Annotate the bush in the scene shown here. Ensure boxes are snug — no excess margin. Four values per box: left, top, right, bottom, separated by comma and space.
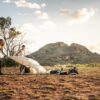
1, 57, 19, 67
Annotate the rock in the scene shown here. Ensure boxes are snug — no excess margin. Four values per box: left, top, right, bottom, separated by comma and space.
27, 42, 100, 65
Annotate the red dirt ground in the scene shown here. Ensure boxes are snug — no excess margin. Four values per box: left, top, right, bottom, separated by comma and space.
0, 67, 100, 100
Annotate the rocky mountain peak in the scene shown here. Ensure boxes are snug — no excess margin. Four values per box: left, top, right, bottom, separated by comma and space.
28, 42, 100, 65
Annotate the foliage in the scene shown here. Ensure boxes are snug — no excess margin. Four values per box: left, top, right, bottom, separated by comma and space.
28, 42, 100, 65
0, 16, 23, 57
1, 57, 19, 67
0, 16, 26, 67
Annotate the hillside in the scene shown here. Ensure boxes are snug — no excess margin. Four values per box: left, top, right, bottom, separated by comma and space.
28, 42, 100, 65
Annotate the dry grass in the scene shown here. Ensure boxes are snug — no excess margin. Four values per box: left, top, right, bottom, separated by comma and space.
0, 64, 100, 100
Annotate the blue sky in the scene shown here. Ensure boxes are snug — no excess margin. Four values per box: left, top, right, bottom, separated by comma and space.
0, 0, 100, 54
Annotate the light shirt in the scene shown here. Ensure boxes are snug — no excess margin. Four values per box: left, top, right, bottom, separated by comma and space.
0, 52, 4, 58
16, 49, 25, 56
0, 48, 4, 58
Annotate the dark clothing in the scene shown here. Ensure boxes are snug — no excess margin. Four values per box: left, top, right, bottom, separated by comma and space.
50, 70, 68, 75
20, 65, 30, 74
0, 59, 2, 74
68, 67, 78, 75
50, 70, 60, 74
60, 71, 68, 75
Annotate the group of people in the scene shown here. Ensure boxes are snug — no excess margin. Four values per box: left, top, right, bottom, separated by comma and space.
0, 39, 79, 75
50, 67, 79, 75
0, 39, 26, 75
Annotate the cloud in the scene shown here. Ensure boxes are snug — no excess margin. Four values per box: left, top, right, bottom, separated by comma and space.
60, 8, 69, 16
41, 3, 46, 8
15, 0, 46, 9
15, 0, 40, 9
3, 0, 11, 3
34, 10, 49, 19
17, 22, 39, 33
87, 44, 100, 54
17, 20, 56, 34
17, 12, 29, 16
60, 8, 97, 25
39, 20, 56, 29
2, 0, 47, 10
2, 0, 48, 20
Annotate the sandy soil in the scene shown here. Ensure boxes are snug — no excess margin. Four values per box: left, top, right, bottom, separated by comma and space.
0, 67, 100, 100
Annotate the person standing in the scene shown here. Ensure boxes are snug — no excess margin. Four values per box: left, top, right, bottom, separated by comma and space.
0, 39, 5, 75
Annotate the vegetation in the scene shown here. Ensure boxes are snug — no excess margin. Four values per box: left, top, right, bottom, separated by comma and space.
0, 16, 24, 57
28, 42, 100, 65
2, 63, 100, 75
0, 16, 26, 66
0, 64, 100, 100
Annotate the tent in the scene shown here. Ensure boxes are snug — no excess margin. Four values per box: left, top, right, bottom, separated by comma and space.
9, 56, 47, 74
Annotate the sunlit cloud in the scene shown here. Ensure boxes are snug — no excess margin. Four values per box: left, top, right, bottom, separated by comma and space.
2, 0, 11, 3
87, 44, 100, 54
15, 0, 40, 9
39, 20, 56, 29
14, 0, 46, 10
3, 0, 48, 19
17, 12, 29, 16
2, 0, 46, 10
60, 8, 97, 25
41, 3, 46, 8
34, 10, 49, 19
60, 8, 69, 16
17, 20, 56, 34
17, 22, 39, 33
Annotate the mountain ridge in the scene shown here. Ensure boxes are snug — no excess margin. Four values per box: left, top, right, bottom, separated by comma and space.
27, 42, 100, 65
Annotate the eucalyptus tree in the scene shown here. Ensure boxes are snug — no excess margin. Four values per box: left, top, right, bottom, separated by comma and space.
0, 16, 23, 56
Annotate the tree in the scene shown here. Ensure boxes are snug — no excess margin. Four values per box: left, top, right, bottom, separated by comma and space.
0, 16, 23, 57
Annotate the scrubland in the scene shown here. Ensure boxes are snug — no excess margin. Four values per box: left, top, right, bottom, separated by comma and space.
0, 64, 100, 100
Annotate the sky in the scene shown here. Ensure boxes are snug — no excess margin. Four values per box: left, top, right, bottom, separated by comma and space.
0, 0, 100, 54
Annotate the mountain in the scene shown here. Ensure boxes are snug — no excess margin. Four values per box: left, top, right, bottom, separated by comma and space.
27, 42, 100, 65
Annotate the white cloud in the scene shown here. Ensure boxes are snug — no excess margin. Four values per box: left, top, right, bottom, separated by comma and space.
60, 8, 97, 25
3, 0, 47, 10
87, 44, 100, 54
3, 0, 11, 3
2, 0, 48, 20
15, 0, 40, 9
17, 20, 56, 35
60, 8, 69, 16
41, 3, 46, 8
39, 20, 56, 29
17, 22, 39, 33
34, 10, 49, 19
17, 12, 29, 16
15, 0, 46, 9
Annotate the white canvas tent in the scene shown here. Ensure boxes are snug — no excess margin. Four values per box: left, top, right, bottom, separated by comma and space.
9, 56, 47, 74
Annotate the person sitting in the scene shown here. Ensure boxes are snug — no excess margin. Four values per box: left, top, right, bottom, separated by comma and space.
15, 45, 25, 56
15, 45, 29, 74
59, 67, 67, 75
50, 70, 60, 74
60, 71, 68, 75
20, 65, 30, 74
0, 39, 5, 75
68, 67, 78, 75
50, 68, 67, 75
